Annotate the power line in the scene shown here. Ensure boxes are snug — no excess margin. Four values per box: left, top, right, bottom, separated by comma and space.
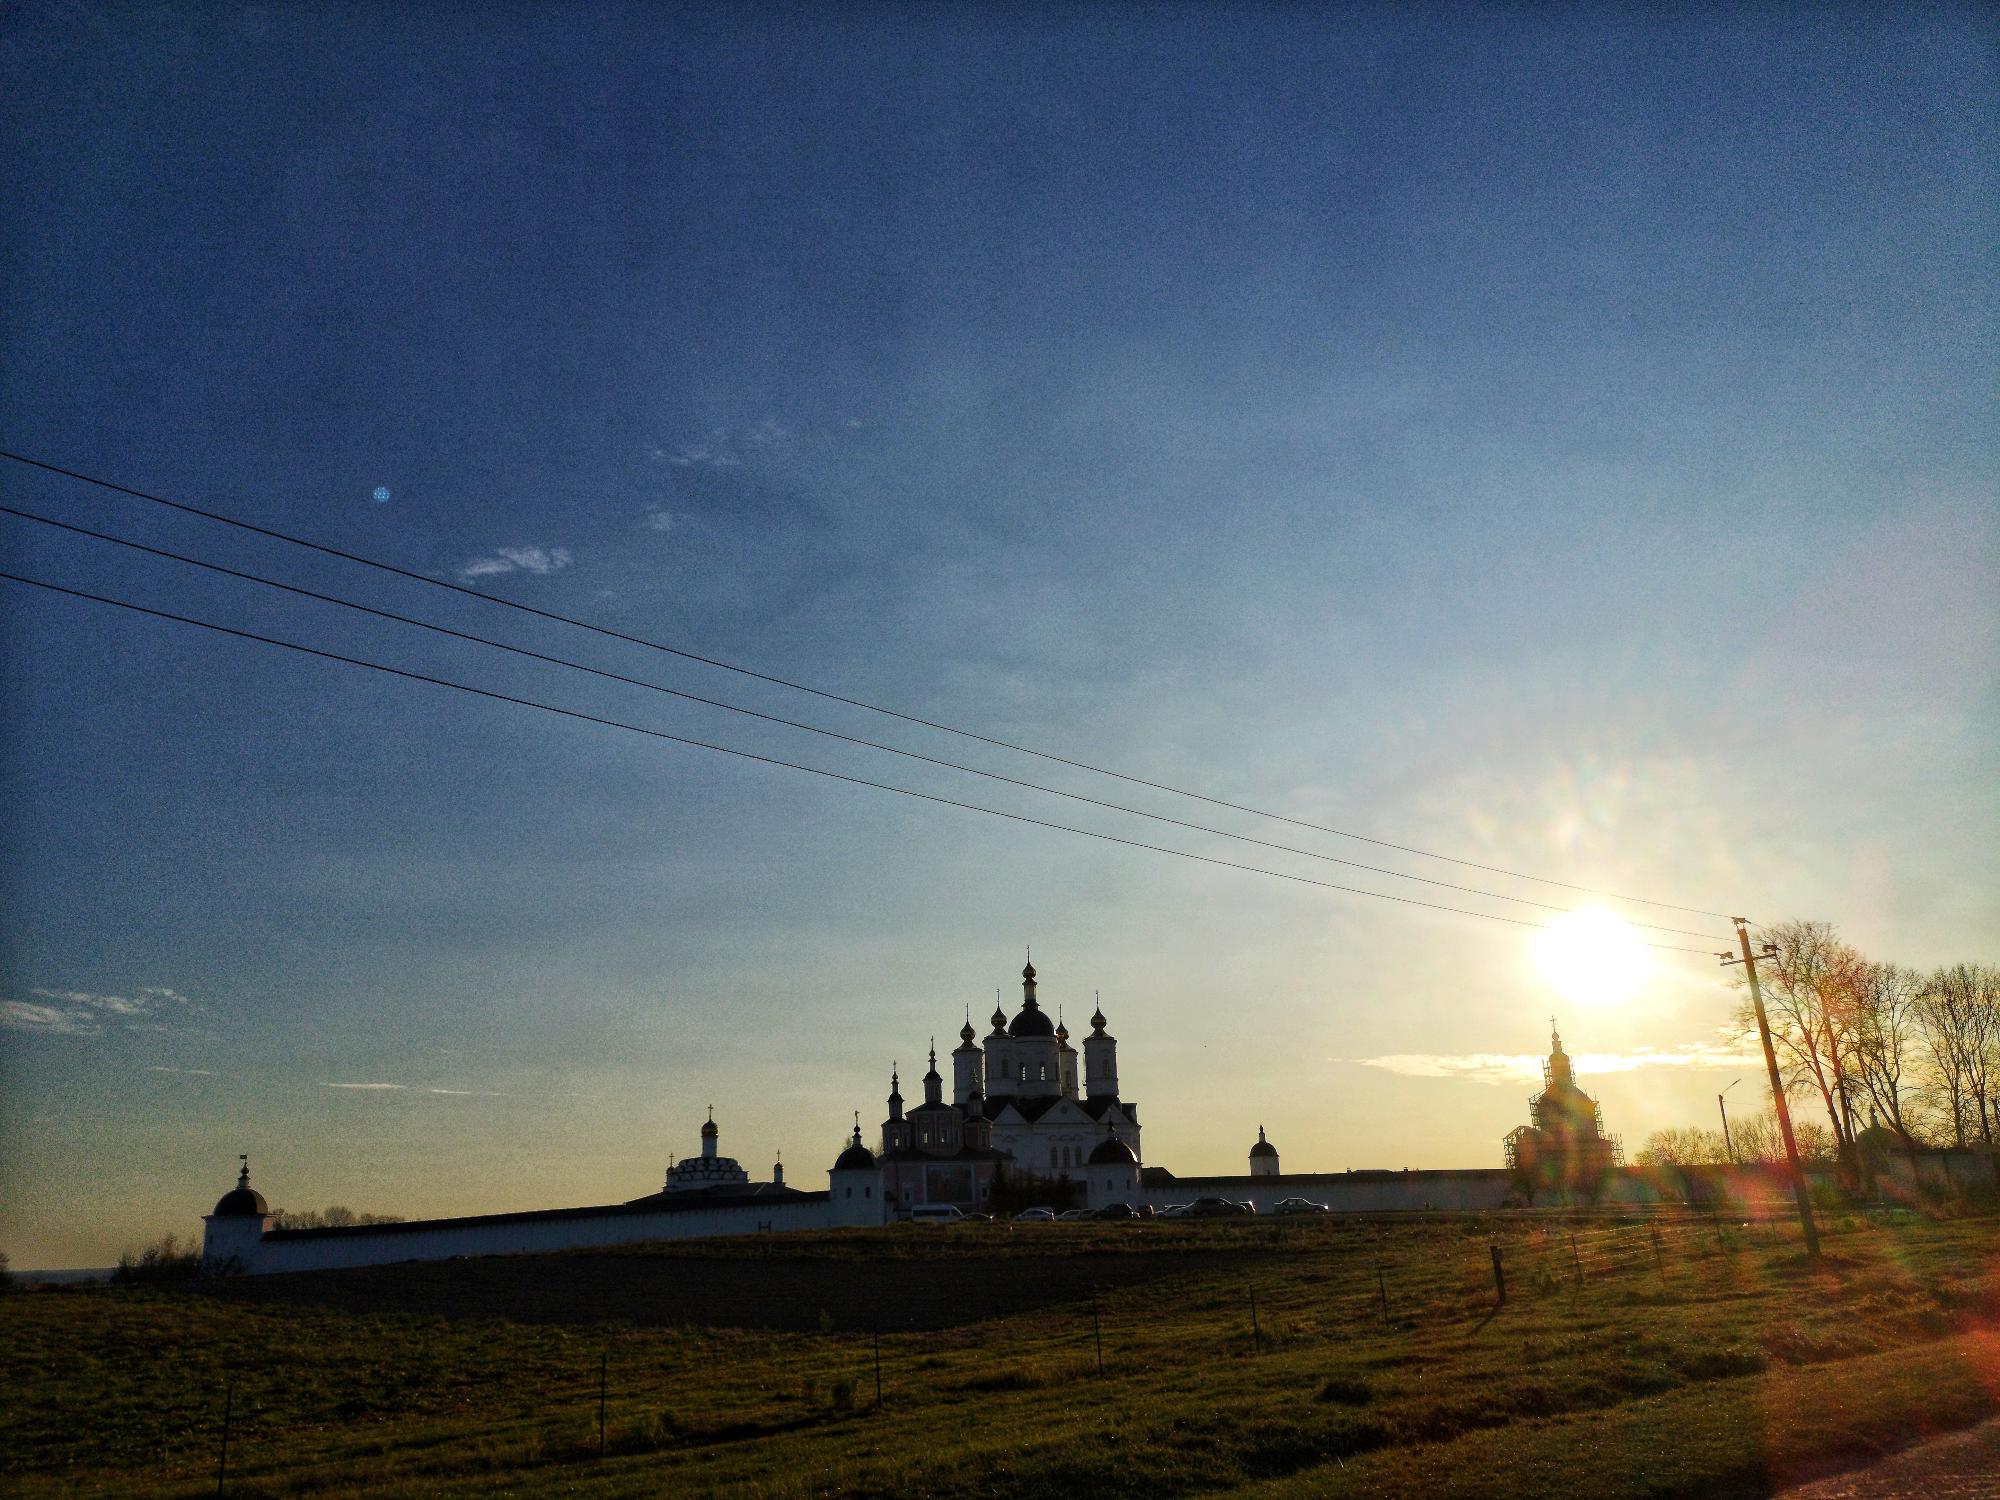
0, 567, 1722, 956
0, 501, 1727, 942
0, 448, 1733, 919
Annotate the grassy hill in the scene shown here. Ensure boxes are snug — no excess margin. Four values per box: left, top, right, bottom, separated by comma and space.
3, 1210, 1995, 1497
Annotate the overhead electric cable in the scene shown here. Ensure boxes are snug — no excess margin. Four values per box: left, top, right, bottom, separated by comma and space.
0, 448, 1733, 919
0, 502, 1725, 941
0, 567, 1721, 956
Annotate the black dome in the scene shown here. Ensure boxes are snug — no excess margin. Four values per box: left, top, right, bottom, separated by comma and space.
1088, 1134, 1137, 1166
833, 1142, 877, 1171
212, 1184, 268, 1216
1249, 1139, 1279, 1158
1008, 1004, 1056, 1038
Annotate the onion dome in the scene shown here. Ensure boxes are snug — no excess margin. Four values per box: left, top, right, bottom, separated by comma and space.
700, 1107, 718, 1140
989, 1003, 1007, 1034
1090, 1002, 1109, 1033
924, 1044, 940, 1081
833, 1116, 877, 1172
1055, 1008, 1070, 1044
1249, 1125, 1278, 1159
1088, 1126, 1137, 1166
212, 1157, 268, 1217
959, 1007, 977, 1045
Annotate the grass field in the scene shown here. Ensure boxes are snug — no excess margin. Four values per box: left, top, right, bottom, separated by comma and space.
3, 1210, 1996, 1497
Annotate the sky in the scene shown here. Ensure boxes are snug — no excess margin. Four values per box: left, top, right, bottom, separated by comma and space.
1, 2, 1994, 1267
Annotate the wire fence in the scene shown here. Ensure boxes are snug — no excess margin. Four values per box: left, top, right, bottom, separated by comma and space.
117, 1208, 1898, 1495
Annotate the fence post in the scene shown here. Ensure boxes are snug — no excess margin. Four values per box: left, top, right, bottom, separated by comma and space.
1650, 1224, 1666, 1282
1092, 1295, 1104, 1375
1569, 1231, 1583, 1288
1490, 1244, 1506, 1306
598, 1347, 607, 1458
1249, 1286, 1261, 1354
215, 1381, 233, 1498
873, 1327, 883, 1411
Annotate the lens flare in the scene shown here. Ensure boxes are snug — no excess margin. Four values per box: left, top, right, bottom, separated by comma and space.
1536, 907, 1654, 1010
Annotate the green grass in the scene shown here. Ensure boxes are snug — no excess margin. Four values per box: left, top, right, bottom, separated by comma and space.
2, 1211, 1994, 1497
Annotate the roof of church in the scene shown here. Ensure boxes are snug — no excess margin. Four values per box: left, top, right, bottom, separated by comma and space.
832, 1141, 878, 1170
1088, 1132, 1137, 1165
1249, 1126, 1278, 1158
211, 1161, 268, 1217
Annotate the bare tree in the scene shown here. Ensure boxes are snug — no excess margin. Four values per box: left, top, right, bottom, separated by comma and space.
1739, 920, 1866, 1153
1912, 963, 1997, 1148
1849, 960, 1923, 1137
1635, 1126, 1731, 1167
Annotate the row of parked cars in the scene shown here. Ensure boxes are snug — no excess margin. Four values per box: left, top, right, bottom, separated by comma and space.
906, 1196, 1333, 1223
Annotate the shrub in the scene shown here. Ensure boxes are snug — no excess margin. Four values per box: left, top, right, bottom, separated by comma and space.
113, 1234, 201, 1285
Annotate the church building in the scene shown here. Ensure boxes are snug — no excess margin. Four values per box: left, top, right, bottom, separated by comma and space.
876, 958, 1141, 1215
1502, 1020, 1625, 1199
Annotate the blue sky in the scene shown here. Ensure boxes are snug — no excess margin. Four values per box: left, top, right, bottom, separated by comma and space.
2, 3, 1995, 1266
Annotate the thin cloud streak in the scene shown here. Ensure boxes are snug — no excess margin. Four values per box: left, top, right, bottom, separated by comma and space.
1356, 1043, 1762, 1085
146, 1065, 216, 1076
318, 1081, 407, 1090
457, 545, 573, 581
2, 1001, 100, 1034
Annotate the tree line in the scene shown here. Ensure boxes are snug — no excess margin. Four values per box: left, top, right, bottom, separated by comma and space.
1640, 919, 1998, 1167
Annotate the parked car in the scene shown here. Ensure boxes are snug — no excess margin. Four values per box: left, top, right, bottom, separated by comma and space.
1183, 1197, 1254, 1218
1012, 1207, 1056, 1222
1272, 1198, 1331, 1215
1158, 1202, 1191, 1218
1092, 1202, 1139, 1220
909, 1204, 967, 1223
1056, 1207, 1092, 1221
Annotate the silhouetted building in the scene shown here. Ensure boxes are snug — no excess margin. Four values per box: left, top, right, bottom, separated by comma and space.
1502, 1020, 1623, 1200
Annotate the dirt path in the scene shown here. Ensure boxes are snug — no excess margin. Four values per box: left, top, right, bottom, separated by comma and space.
1775, 1416, 2000, 1499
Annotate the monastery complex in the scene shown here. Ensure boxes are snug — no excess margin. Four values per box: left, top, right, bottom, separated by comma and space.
200, 958, 1811, 1276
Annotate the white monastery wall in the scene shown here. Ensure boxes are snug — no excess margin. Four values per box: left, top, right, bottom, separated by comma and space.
209, 1196, 833, 1276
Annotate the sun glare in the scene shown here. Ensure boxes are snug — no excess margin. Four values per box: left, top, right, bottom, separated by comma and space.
1536, 907, 1654, 1010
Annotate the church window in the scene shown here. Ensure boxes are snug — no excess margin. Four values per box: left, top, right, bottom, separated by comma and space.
999, 1059, 1009, 1079
844, 1188, 851, 1199
864, 1187, 871, 1198
1049, 1147, 1058, 1169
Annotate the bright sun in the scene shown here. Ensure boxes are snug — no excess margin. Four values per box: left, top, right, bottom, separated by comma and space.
1535, 907, 1655, 1010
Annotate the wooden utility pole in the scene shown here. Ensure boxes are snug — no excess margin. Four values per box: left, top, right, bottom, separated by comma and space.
1722, 918, 1821, 1258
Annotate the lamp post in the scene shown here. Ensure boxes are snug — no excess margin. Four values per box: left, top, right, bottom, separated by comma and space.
1718, 1078, 1741, 1164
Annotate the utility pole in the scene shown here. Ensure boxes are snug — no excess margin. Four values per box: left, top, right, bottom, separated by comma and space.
1717, 1078, 1741, 1164
1721, 918, 1820, 1258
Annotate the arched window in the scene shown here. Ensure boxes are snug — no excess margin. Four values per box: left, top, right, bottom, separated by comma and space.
1049, 1147, 1058, 1169
844, 1187, 852, 1199
864, 1186, 871, 1198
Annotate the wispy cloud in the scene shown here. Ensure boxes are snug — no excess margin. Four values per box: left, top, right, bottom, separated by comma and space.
668, 440, 741, 469
315, 1081, 505, 1097
2, 1001, 100, 1034
33, 988, 147, 1014
1356, 1042, 1761, 1085
8, 985, 196, 1035
744, 415, 790, 449
457, 545, 573, 581
642, 507, 675, 533
147, 1065, 216, 1076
